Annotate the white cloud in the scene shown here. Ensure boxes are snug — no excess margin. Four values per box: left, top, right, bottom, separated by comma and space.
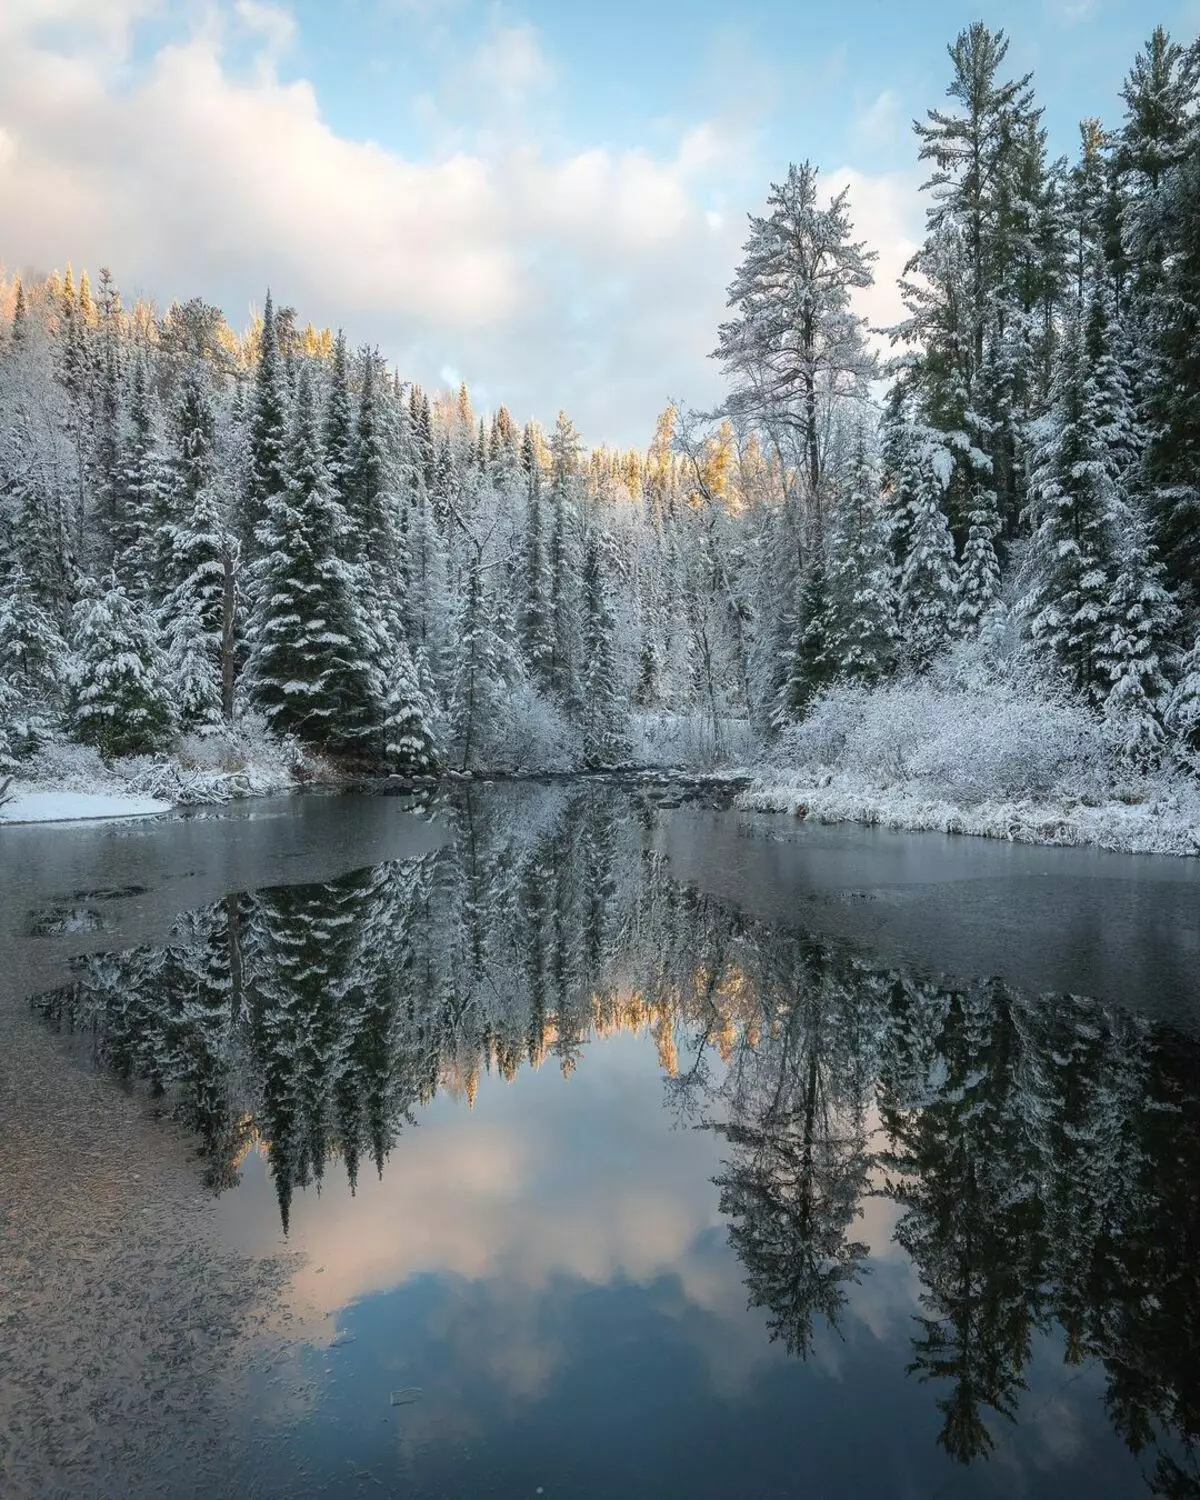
826, 164, 924, 342
0, 5, 924, 444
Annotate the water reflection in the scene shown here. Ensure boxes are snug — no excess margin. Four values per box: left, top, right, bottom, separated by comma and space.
31, 784, 1200, 1494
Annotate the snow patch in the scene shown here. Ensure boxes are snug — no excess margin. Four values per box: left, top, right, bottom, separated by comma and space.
0, 790, 173, 825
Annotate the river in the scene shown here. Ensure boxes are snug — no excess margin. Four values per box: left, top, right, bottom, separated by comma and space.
1, 782, 1198, 1498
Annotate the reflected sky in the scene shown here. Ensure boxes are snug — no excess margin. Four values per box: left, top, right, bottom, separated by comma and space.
21, 785, 1200, 1499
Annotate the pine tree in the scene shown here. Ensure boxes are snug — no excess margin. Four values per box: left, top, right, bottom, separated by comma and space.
121, 355, 172, 601
247, 367, 381, 753
548, 412, 580, 703
1134, 38, 1200, 619
894, 22, 1047, 539
713, 161, 878, 501
323, 331, 356, 535
451, 555, 506, 770
1099, 523, 1173, 770
67, 579, 175, 757
162, 480, 231, 733
1020, 290, 1132, 701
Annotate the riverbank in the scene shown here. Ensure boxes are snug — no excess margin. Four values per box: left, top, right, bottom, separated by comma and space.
738, 771, 1200, 857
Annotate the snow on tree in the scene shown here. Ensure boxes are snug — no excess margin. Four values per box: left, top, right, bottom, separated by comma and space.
246, 366, 381, 753
714, 160, 878, 500
243, 290, 289, 549
892, 430, 960, 672
1165, 633, 1200, 767
547, 412, 582, 705
776, 558, 833, 724
578, 530, 627, 765
0, 560, 66, 762
824, 449, 898, 684
66, 578, 175, 757
955, 485, 1003, 636
450, 554, 508, 770
1020, 289, 1134, 702
381, 636, 440, 776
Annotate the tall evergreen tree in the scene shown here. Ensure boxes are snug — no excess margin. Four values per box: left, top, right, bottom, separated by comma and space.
243, 290, 288, 548
247, 368, 380, 753
578, 531, 627, 764
67, 579, 175, 757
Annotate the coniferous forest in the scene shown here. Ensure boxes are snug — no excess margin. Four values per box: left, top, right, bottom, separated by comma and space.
1, 23, 1199, 806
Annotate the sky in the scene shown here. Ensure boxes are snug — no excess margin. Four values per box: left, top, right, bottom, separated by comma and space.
1, 0, 1197, 447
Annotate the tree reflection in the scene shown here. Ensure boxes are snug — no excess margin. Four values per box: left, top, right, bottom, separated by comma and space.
29, 782, 1200, 1482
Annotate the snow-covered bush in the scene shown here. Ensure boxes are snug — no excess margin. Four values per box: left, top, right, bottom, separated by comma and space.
472, 682, 582, 773
771, 665, 1113, 807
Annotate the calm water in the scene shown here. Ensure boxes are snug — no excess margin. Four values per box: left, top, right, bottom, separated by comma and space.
3, 783, 1200, 1498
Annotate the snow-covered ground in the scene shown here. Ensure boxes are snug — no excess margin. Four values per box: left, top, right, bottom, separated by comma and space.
0, 789, 173, 824
736, 664, 1200, 857
0, 717, 320, 825
737, 772, 1200, 856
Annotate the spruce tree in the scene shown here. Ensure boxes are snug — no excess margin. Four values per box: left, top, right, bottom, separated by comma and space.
520, 424, 552, 689
244, 290, 289, 549
578, 531, 627, 764
955, 486, 1003, 636
825, 453, 898, 684
0, 561, 66, 760
776, 558, 834, 722
1166, 634, 1200, 767
893, 437, 959, 671
247, 367, 381, 753
548, 412, 580, 704
67, 579, 175, 757
381, 637, 440, 775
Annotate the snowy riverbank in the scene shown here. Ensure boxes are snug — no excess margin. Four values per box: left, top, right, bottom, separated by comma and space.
737, 670, 1200, 857
0, 721, 319, 825
736, 772, 1200, 856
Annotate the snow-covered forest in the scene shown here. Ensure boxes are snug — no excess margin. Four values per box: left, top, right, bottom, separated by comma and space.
34, 783, 1200, 1481
1, 22, 1199, 808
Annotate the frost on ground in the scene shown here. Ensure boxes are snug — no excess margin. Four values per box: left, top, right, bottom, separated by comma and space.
0, 1009, 303, 1500
738, 658, 1200, 857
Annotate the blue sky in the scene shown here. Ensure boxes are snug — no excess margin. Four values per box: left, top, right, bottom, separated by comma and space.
1, 0, 1197, 443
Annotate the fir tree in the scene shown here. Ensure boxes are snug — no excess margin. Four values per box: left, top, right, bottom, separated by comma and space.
323, 330, 356, 531
0, 561, 66, 760
247, 368, 381, 753
777, 558, 834, 722
381, 637, 440, 775
548, 412, 580, 703
955, 485, 1003, 636
578, 531, 627, 764
244, 290, 288, 548
825, 452, 898, 684
894, 436, 959, 671
1165, 633, 1200, 767
67, 579, 175, 757
520, 426, 552, 689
